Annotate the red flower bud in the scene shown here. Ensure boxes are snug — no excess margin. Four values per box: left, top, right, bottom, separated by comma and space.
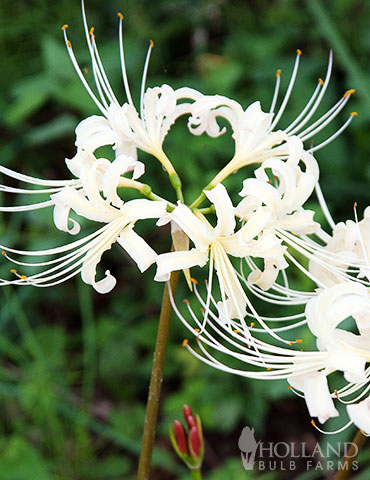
183, 404, 193, 421
189, 425, 201, 457
173, 420, 188, 455
185, 414, 197, 429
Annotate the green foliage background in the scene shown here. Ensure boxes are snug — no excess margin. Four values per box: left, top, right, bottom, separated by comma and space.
0, 0, 369, 479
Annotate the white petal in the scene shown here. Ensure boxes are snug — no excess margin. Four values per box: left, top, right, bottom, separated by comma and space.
303, 372, 339, 424
240, 101, 273, 134
81, 233, 119, 294
51, 187, 119, 223
154, 84, 176, 117
52, 203, 80, 235
102, 156, 133, 208
204, 183, 235, 236
117, 225, 157, 272
120, 199, 167, 221
155, 249, 208, 282
239, 178, 281, 211
171, 203, 214, 251
347, 397, 370, 435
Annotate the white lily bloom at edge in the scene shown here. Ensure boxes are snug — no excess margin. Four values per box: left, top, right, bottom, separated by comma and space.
347, 397, 370, 435
61, 1, 203, 182
187, 49, 357, 187
0, 156, 167, 293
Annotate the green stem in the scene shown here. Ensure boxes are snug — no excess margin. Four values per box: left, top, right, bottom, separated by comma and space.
137, 270, 180, 480
333, 429, 366, 480
191, 468, 202, 480
78, 279, 96, 405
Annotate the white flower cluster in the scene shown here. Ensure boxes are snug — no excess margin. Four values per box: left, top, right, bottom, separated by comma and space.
1, 1, 368, 435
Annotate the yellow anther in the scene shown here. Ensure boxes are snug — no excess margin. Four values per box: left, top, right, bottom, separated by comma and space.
182, 339, 189, 347
276, 69, 282, 77
334, 389, 338, 398
1, 251, 5, 255
10, 269, 17, 274
295, 339, 303, 344
194, 328, 200, 332
296, 48, 302, 55
150, 39, 154, 48
289, 341, 293, 346
360, 429, 365, 435
233, 329, 240, 333
311, 419, 317, 427
288, 384, 292, 389
61, 24, 68, 31
267, 368, 271, 371
117, 12, 124, 20
250, 322, 255, 327
351, 111, 358, 116
196, 336, 200, 343
343, 89, 355, 98
190, 277, 198, 285
354, 202, 358, 209
200, 307, 205, 313
89, 27, 95, 35
83, 67, 89, 74
318, 77, 324, 85
183, 299, 190, 305
67, 40, 72, 48
20, 275, 27, 279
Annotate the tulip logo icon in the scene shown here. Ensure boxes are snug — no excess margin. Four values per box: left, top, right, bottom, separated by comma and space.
238, 426, 260, 470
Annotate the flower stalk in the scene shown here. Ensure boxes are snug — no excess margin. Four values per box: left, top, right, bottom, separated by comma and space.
333, 429, 366, 480
137, 269, 180, 480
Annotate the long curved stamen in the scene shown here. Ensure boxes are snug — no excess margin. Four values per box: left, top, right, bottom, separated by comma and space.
315, 182, 335, 229
311, 419, 353, 435
81, 0, 119, 107
353, 201, 370, 274
287, 50, 333, 135
299, 90, 354, 141
140, 40, 154, 119
278, 228, 370, 277
270, 49, 302, 131
199, 253, 214, 334
1, 220, 124, 288
201, 280, 307, 332
269, 69, 281, 113
0, 200, 55, 212
90, 33, 120, 106
62, 25, 107, 115
309, 112, 357, 153
117, 12, 134, 106
284, 78, 323, 134
0, 165, 77, 187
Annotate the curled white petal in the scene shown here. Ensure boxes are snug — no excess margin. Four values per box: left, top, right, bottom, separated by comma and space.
117, 225, 157, 273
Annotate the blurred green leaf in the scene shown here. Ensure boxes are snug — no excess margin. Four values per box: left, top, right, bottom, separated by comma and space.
0, 437, 50, 480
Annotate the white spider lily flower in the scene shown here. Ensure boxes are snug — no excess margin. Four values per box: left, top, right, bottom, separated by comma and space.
235, 145, 319, 290
347, 396, 370, 435
61, 2, 202, 193
308, 207, 370, 288
1, 153, 167, 293
187, 50, 357, 187
0, 197, 166, 294
288, 371, 339, 424
305, 282, 370, 382
156, 183, 301, 348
